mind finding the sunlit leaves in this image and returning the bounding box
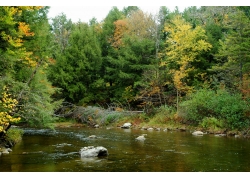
[18,22,34,37]
[0,6,42,67]
[0,86,21,133]
[162,15,212,93]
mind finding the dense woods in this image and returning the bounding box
[1,6,250,140]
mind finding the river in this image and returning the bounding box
[1,127,250,172]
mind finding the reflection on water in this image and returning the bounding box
[1,127,250,172]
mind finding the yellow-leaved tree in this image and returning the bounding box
[0,6,42,67]
[0,86,21,133]
[161,15,212,111]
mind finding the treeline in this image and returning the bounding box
[1,6,250,135]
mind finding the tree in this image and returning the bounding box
[51,13,73,55]
[0,6,39,75]
[0,6,62,133]
[162,15,212,111]
[126,9,157,40]
[48,22,102,105]
[102,9,158,107]
[213,8,250,93]
[122,6,139,17]
[0,86,21,134]
[109,19,128,49]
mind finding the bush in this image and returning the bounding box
[150,105,176,124]
[199,117,224,131]
[104,112,122,125]
[72,106,130,126]
[6,128,24,146]
[179,88,249,129]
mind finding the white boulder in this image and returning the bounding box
[121,123,132,129]
[192,131,204,136]
[135,134,147,141]
[79,146,108,157]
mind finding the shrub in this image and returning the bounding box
[150,105,176,124]
[71,106,131,126]
[104,112,122,125]
[179,88,249,129]
[6,128,24,146]
[199,117,223,131]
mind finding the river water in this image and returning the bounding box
[1,127,250,172]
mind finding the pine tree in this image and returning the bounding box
[48,22,102,105]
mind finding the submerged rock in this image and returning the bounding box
[121,123,132,129]
[215,134,226,137]
[136,134,147,141]
[192,131,204,136]
[88,135,97,138]
[79,146,108,157]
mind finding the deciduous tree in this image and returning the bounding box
[162,15,212,110]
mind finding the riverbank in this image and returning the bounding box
[51,118,249,138]
[0,128,23,155]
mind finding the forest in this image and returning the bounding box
[1,6,250,144]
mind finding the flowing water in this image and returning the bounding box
[1,127,250,172]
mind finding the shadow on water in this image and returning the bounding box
[1,127,250,172]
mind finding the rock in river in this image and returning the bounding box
[135,134,147,141]
[121,123,132,129]
[192,131,204,136]
[79,146,108,158]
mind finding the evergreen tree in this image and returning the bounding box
[48,22,102,105]
[213,8,250,92]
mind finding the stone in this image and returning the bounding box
[215,134,226,137]
[136,135,146,141]
[192,131,204,136]
[1,148,10,154]
[147,127,154,131]
[94,124,99,128]
[88,135,97,138]
[79,146,108,158]
[121,123,132,129]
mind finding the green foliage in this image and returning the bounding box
[211,8,250,89]
[51,13,73,55]
[150,105,176,124]
[199,117,224,131]
[104,112,123,125]
[72,106,130,126]
[6,128,24,145]
[17,68,62,128]
[48,22,103,104]
[179,88,249,129]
